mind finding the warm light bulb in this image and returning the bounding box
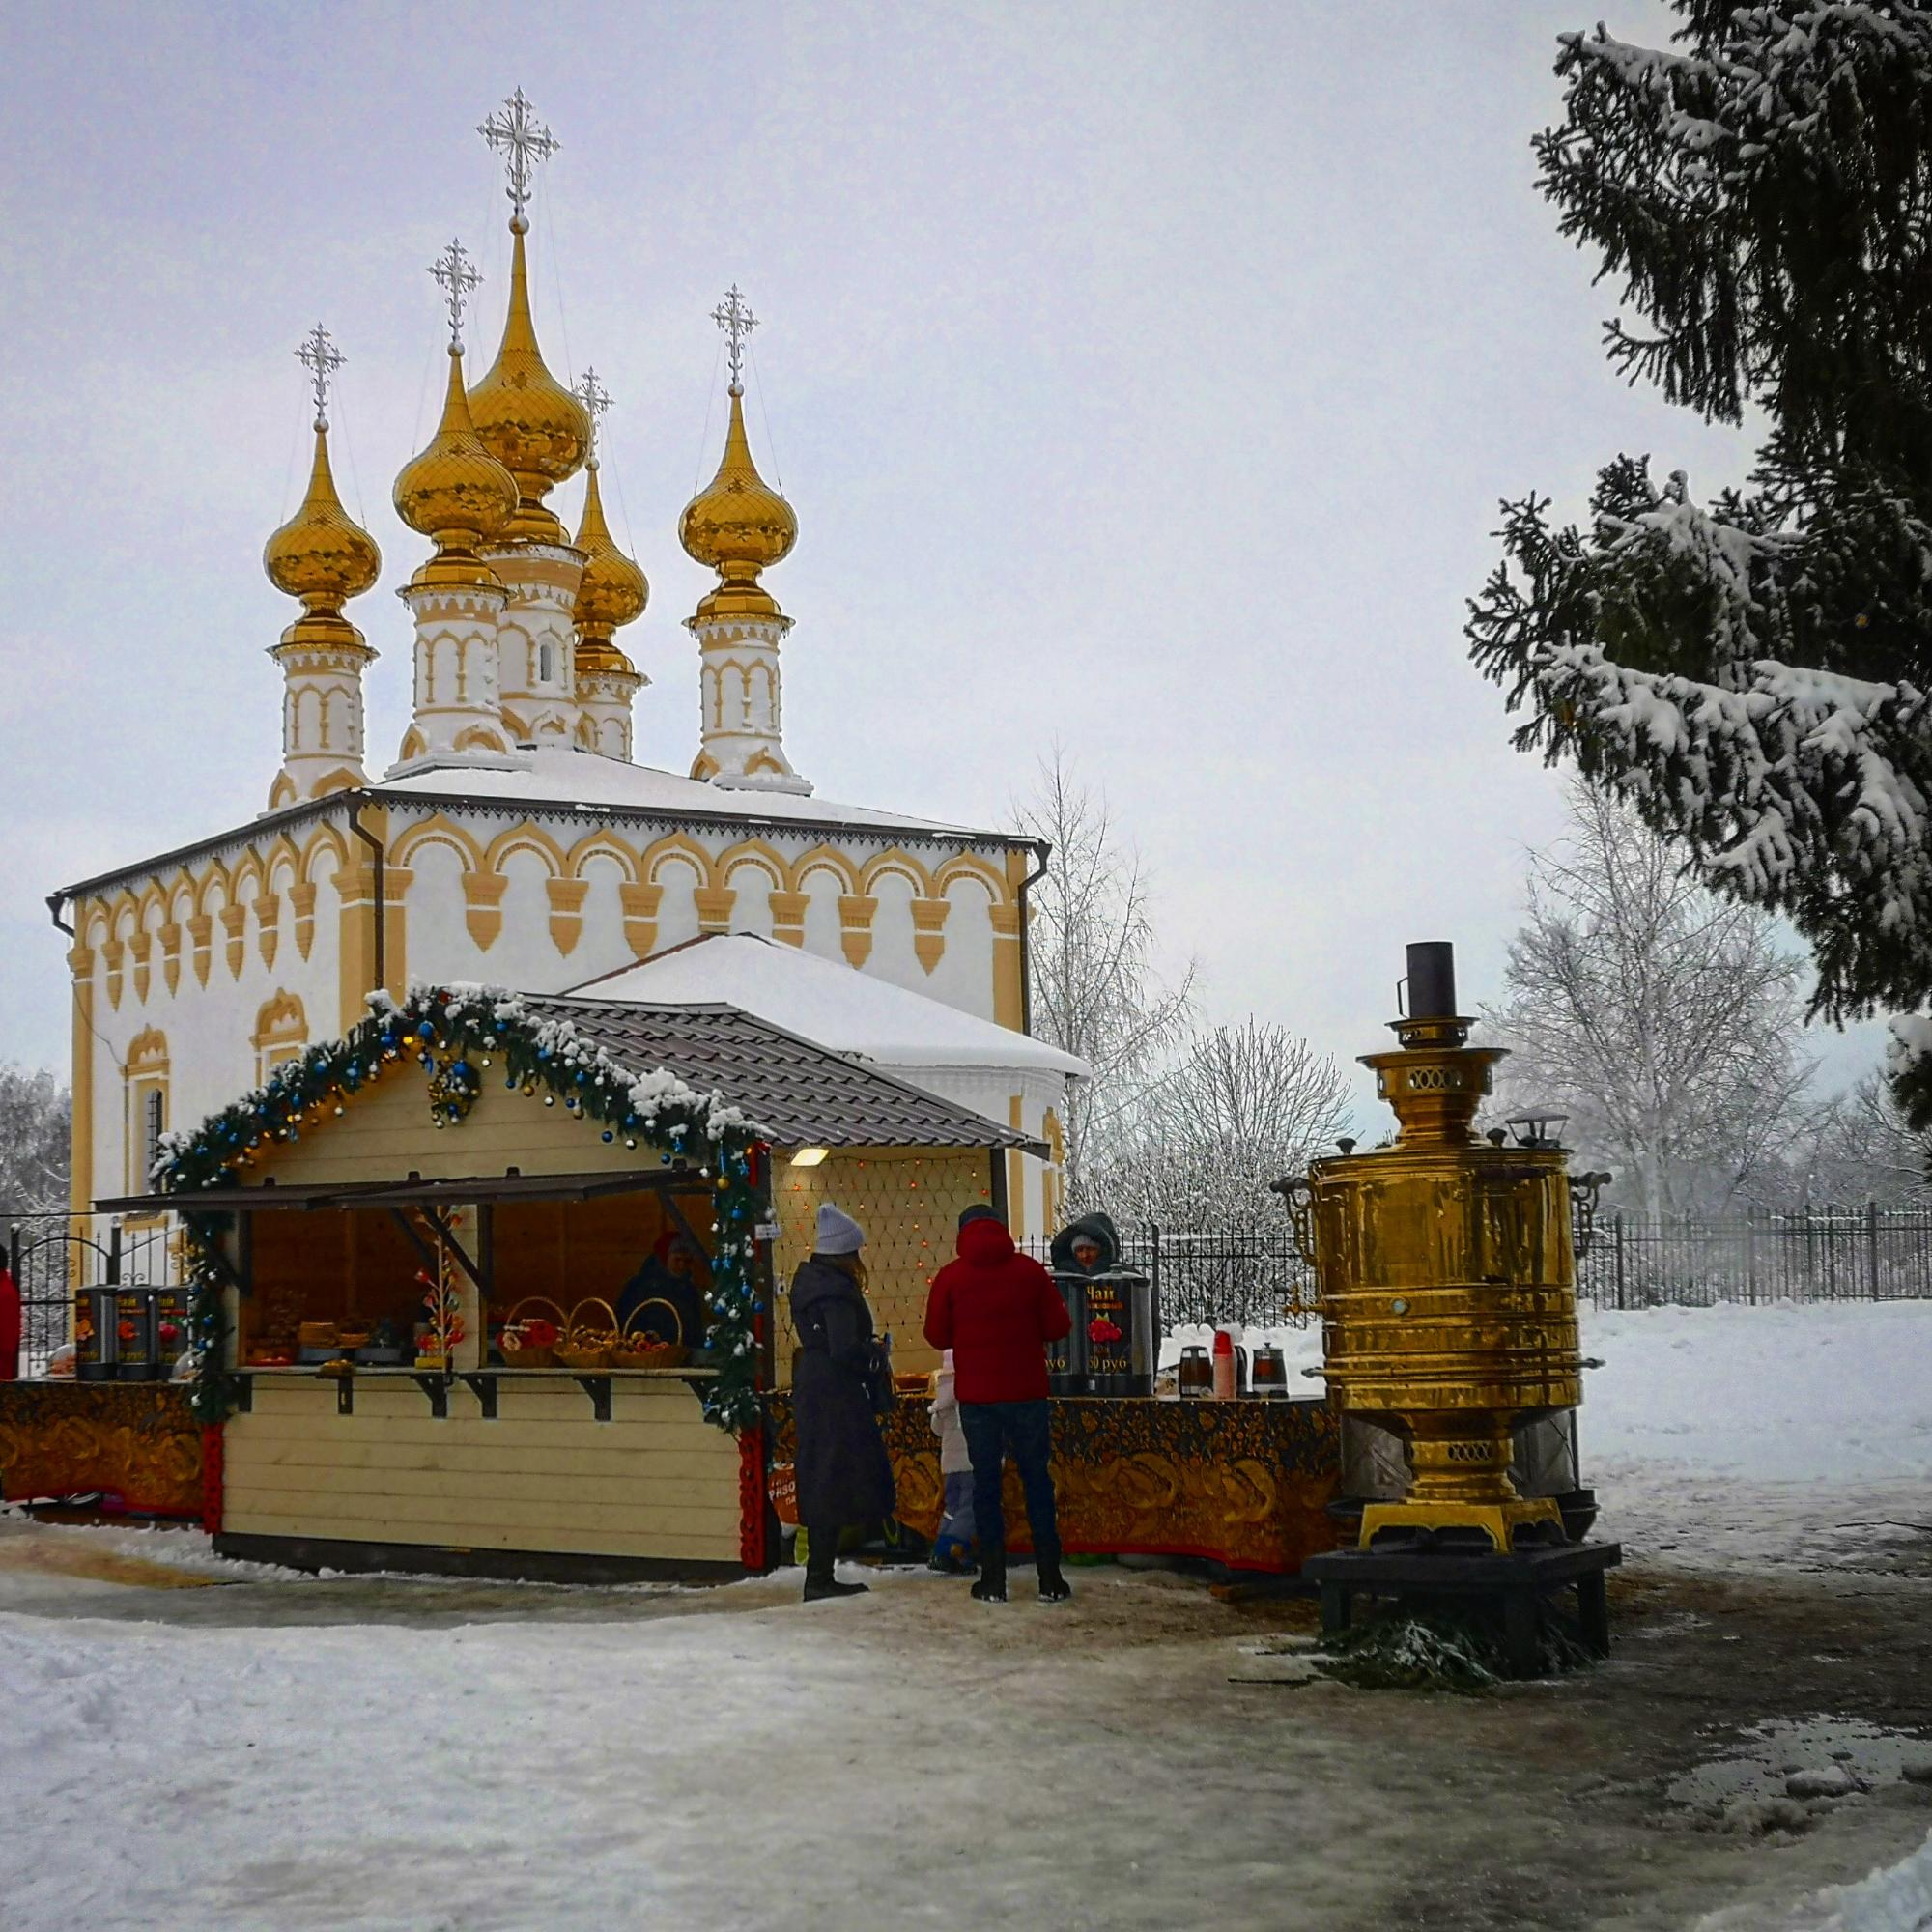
[790,1147,829,1168]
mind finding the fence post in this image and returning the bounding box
[1148,1222,1162,1334]
[1868,1198,1881,1301]
[1613,1215,1626,1311]
[107,1220,122,1287]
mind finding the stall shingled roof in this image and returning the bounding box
[518,995,1048,1155]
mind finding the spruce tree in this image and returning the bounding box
[1464,4,1932,1115]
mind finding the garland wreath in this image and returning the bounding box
[158,985,768,1433]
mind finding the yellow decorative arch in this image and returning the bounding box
[453,724,509,754]
[127,1026,170,1074]
[483,818,569,878]
[300,819,350,884]
[933,853,1009,900]
[391,811,487,874]
[229,849,267,907]
[718,837,788,895]
[164,871,197,924]
[193,858,233,919]
[396,726,428,763]
[251,989,310,1080]
[268,772,298,811]
[108,890,140,941]
[789,843,860,895]
[264,833,303,895]
[642,832,718,890]
[306,766,364,798]
[859,847,933,896]
[78,896,113,949]
[566,830,641,884]
[135,881,168,932]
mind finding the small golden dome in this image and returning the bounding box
[393,345,521,584]
[467,225,591,544]
[572,459,648,642]
[264,424,381,621]
[678,385,797,614]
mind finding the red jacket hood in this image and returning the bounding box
[956,1218,1016,1265]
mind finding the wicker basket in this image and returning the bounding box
[611,1297,691,1369]
[498,1295,568,1371]
[557,1296,620,1372]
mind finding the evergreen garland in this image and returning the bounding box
[157,986,769,1434]
[1464,4,1932,1095]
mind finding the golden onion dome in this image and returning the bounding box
[466,223,591,544]
[393,345,521,584]
[678,384,797,611]
[263,423,382,622]
[572,458,648,641]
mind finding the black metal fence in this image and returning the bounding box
[1579,1204,1932,1310]
[2,1211,181,1378]
[1027,1204,1932,1331]
[1023,1225,1318,1333]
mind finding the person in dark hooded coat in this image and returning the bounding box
[1049,1211,1121,1280]
[788,1204,895,1603]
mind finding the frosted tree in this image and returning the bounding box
[1483,785,1813,1215]
[1098,1020,1351,1231]
[1014,752,1193,1211]
[1791,1071,1932,1206]
[0,1065,70,1219]
[1464,5,1932,1124]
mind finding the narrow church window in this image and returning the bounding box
[539,641,554,684]
[141,1086,165,1182]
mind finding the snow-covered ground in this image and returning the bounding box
[3,1299,1930,1931]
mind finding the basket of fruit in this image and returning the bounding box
[498,1297,567,1370]
[556,1297,620,1371]
[611,1298,690,1370]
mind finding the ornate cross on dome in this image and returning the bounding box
[574,368,611,456]
[429,238,481,347]
[295,323,345,429]
[711,285,758,392]
[477,87,559,229]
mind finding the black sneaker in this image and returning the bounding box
[1037,1564,1072,1604]
[970,1573,1007,1603]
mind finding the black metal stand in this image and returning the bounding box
[1303,1540,1621,1678]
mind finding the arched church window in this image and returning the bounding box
[539,641,554,685]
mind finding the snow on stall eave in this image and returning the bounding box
[566,935,1092,1080]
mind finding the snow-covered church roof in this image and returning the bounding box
[381,745,1007,843]
[568,934,1089,1080]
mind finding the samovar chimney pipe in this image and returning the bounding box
[1406,941,1457,1021]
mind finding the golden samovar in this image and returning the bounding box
[1282,943,1581,1552]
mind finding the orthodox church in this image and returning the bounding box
[54,91,1078,1248]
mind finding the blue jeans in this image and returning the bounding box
[960,1399,1061,1568]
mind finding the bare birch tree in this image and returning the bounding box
[1483,784,1813,1215]
[1015,752,1193,1210]
[1097,1020,1352,1230]
[0,1065,70,1219]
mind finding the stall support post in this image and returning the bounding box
[753,1146,777,1396]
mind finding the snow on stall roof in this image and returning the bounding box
[568,934,1089,1079]
[379,746,1011,842]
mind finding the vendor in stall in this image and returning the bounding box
[1049,1211,1121,1279]
[616,1234,710,1350]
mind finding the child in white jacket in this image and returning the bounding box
[927,1349,978,1574]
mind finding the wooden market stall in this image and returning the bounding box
[93,987,1035,1582]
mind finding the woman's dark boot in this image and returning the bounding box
[802,1525,868,1603]
[970,1551,1008,1603]
[1037,1560,1072,1604]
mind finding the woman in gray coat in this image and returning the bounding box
[789,1204,895,1603]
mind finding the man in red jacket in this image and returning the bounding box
[923,1205,1073,1603]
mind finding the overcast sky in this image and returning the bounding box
[0,0,1884,1122]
